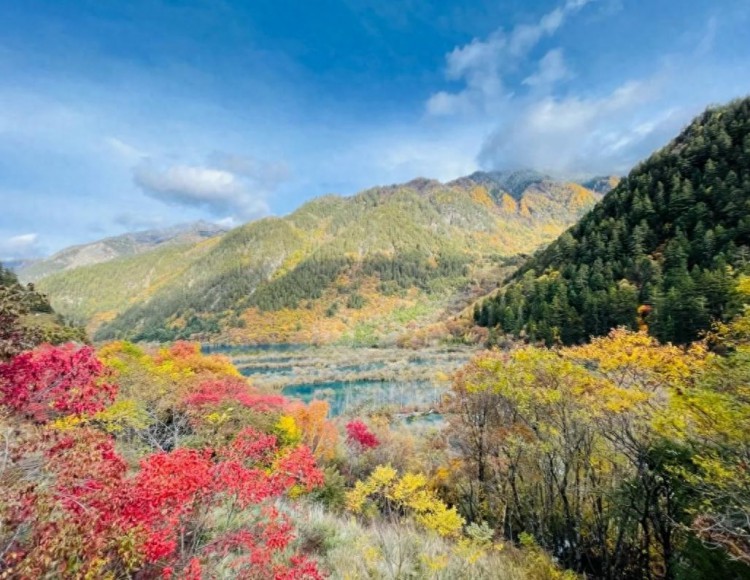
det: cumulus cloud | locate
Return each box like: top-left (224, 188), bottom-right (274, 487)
top-left (136, 164), bottom-right (241, 201)
top-left (0, 233), bottom-right (42, 261)
top-left (425, 0), bottom-right (729, 176)
top-left (132, 153), bottom-right (286, 221)
top-left (477, 79), bottom-right (685, 174)
top-left (426, 0), bottom-right (590, 116)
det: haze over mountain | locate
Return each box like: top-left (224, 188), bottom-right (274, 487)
top-left (34, 171), bottom-right (607, 344)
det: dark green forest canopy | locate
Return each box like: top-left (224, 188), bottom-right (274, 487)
top-left (476, 97), bottom-right (750, 345)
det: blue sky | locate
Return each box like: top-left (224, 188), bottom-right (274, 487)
top-left (1, 0), bottom-right (749, 259)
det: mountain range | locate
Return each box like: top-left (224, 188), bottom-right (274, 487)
top-left (26, 171), bottom-right (612, 344)
top-left (18, 221), bottom-right (227, 282)
top-left (11, 98), bottom-right (750, 349)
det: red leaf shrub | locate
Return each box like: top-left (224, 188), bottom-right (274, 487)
top-left (221, 426), bottom-right (279, 463)
top-left (1, 343), bottom-right (326, 579)
top-left (2, 427), bottom-right (134, 578)
top-left (120, 433), bottom-right (325, 573)
top-left (162, 340), bottom-right (200, 359)
top-left (0, 344), bottom-right (117, 423)
top-left (183, 377), bottom-right (287, 412)
top-left (3, 421), bottom-right (325, 578)
top-left (273, 445), bottom-right (326, 492)
top-left (345, 419), bottom-right (380, 449)
top-left (122, 448), bottom-right (216, 561)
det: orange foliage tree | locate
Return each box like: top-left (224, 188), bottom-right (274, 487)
top-left (286, 399), bottom-right (338, 460)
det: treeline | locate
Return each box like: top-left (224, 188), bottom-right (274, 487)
top-left (250, 255), bottom-right (352, 311)
top-left (476, 98), bottom-right (750, 345)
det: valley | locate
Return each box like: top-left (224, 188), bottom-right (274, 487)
top-left (3, 91), bottom-right (750, 579)
top-left (23, 170), bottom-right (610, 346)
top-left (3, 2), bottom-right (750, 577)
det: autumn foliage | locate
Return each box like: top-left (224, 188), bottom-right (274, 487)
top-left (345, 419), bottom-right (380, 449)
top-left (0, 342), bottom-right (325, 578)
top-left (183, 377), bottom-right (287, 411)
top-left (447, 325), bottom-right (750, 577)
top-left (7, 316), bottom-right (750, 578)
top-left (0, 343), bottom-right (116, 422)
top-left (346, 464), bottom-right (464, 537)
top-left (286, 399), bottom-right (338, 460)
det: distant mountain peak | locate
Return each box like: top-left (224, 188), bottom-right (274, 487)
top-left (36, 169), bottom-right (601, 344)
top-left (578, 175), bottom-right (621, 195)
top-left (450, 169), bottom-right (553, 199)
top-left (18, 220), bottom-right (228, 283)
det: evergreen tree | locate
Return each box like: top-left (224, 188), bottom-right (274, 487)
top-left (476, 98), bottom-right (750, 345)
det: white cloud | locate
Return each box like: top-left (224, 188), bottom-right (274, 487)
top-left (131, 151), bottom-right (294, 221)
top-left (425, 0), bottom-right (740, 177)
top-left (523, 49), bottom-right (570, 88)
top-left (696, 16), bottom-right (718, 56)
top-left (215, 216), bottom-right (239, 229)
top-left (508, 0), bottom-right (590, 56)
top-left (426, 0), bottom-right (592, 116)
top-left (0, 233), bottom-right (42, 261)
top-left (7, 233), bottom-right (37, 246)
top-left (134, 162), bottom-right (270, 220)
top-left (136, 164), bottom-right (241, 200)
top-left (105, 137), bottom-right (147, 163)
top-left (425, 29), bottom-right (507, 116)
top-left (477, 79), bottom-right (684, 174)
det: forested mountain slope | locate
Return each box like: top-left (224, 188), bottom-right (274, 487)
top-left (18, 221), bottom-right (226, 282)
top-left (475, 97), bottom-right (750, 345)
top-left (35, 237), bottom-right (221, 330)
top-left (37, 172), bottom-right (604, 344)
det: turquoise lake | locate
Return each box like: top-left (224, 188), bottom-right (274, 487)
top-left (282, 379), bottom-right (443, 416)
top-left (207, 344), bottom-right (475, 418)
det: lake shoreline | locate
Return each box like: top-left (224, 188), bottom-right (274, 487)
top-left (209, 343), bottom-right (478, 417)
